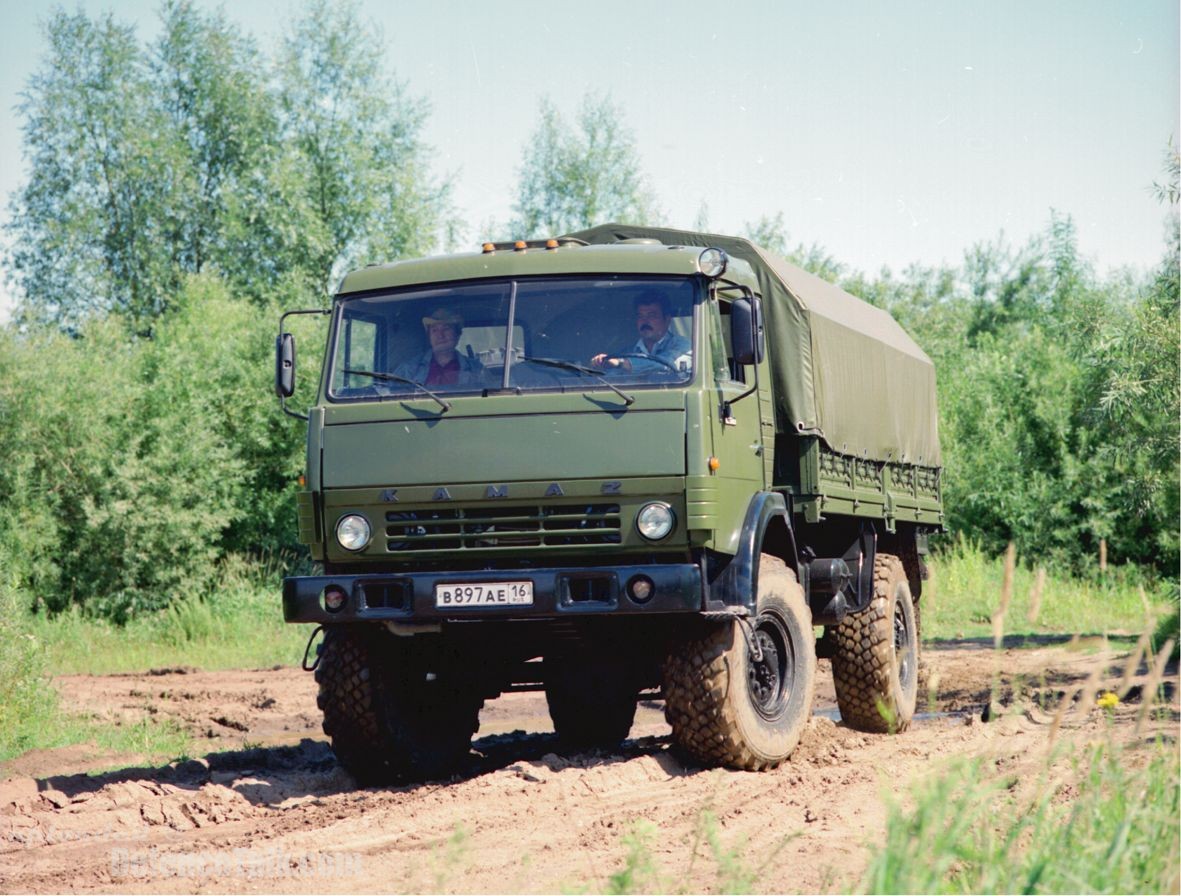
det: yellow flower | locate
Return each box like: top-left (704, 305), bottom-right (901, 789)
top-left (1096, 692), bottom-right (1119, 710)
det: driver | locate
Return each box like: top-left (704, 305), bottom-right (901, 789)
top-left (393, 307), bottom-right (484, 386)
top-left (590, 292), bottom-right (691, 374)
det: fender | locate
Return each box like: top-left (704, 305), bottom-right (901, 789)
top-left (707, 491), bottom-right (800, 610)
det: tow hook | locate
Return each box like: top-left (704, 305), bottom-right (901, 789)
top-left (301, 625), bottom-right (325, 672)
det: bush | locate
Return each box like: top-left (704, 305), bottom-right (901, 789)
top-left (0, 585), bottom-right (57, 761)
top-left (0, 274), bottom-right (313, 621)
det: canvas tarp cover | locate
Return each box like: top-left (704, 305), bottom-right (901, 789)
top-left (564, 224), bottom-right (942, 467)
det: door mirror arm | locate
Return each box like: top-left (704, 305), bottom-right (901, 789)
top-left (276, 308), bottom-right (331, 421)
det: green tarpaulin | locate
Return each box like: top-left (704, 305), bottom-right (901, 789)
top-left (565, 224), bottom-right (942, 468)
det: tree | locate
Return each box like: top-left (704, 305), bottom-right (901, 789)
top-left (152, 0), bottom-right (274, 281)
top-left (6, 1), bottom-right (454, 331)
top-left (6, 10), bottom-right (189, 331)
top-left (742, 212), bottom-right (845, 283)
top-left (512, 94), bottom-right (658, 238)
top-left (274, 0), bottom-right (453, 290)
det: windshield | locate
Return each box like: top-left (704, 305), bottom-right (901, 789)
top-left (327, 277), bottom-right (697, 401)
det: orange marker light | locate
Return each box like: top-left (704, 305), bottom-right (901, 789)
top-left (482, 242), bottom-right (495, 253)
top-left (708, 457), bottom-right (720, 472)
top-left (298, 474), bottom-right (307, 487)
top-left (545, 239), bottom-right (559, 249)
top-left (514, 240), bottom-right (527, 251)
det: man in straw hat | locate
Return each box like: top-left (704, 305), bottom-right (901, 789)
top-left (393, 307), bottom-right (485, 387)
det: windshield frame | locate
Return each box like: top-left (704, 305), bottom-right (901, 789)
top-left (323, 274), bottom-right (703, 404)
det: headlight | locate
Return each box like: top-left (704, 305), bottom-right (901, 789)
top-left (698, 247), bottom-right (728, 278)
top-left (636, 502), bottom-right (675, 541)
top-left (336, 513), bottom-right (372, 551)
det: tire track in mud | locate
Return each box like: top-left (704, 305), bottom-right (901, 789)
top-left (1, 643), bottom-right (1176, 893)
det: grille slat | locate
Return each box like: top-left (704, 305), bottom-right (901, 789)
top-left (385, 503), bottom-right (621, 552)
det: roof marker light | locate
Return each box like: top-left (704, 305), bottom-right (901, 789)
top-left (482, 242), bottom-right (495, 253)
top-left (545, 239), bottom-right (559, 249)
top-left (514, 240), bottom-right (527, 251)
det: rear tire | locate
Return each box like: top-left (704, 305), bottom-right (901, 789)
top-left (544, 651), bottom-right (639, 748)
top-left (663, 554), bottom-right (816, 770)
top-left (315, 626), bottom-right (484, 784)
top-left (831, 554), bottom-right (919, 732)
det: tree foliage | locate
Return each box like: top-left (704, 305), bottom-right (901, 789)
top-left (511, 94), bottom-right (658, 238)
top-left (742, 212), bottom-right (846, 283)
top-left (5, 0), bottom-right (452, 331)
top-left (0, 1), bottom-right (1176, 619)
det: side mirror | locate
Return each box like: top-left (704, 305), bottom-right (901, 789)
top-left (275, 332), bottom-right (295, 398)
top-left (730, 297), bottom-right (765, 366)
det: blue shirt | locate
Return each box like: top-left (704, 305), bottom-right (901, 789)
top-left (624, 329), bottom-right (692, 374)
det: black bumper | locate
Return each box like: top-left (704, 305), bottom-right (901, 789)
top-left (283, 563), bottom-right (704, 624)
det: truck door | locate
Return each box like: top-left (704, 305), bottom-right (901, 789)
top-left (706, 298), bottom-right (766, 493)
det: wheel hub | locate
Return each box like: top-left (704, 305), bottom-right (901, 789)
top-left (893, 597), bottom-right (915, 690)
top-left (747, 615), bottom-right (793, 720)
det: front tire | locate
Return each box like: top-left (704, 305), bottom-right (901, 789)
top-left (663, 555), bottom-right (816, 770)
top-left (831, 554), bottom-right (919, 732)
top-left (315, 627), bottom-right (484, 784)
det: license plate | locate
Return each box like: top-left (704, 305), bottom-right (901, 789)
top-left (434, 581), bottom-right (534, 608)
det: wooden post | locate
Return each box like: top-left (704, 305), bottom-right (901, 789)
top-left (1027, 567), bottom-right (1046, 624)
top-left (993, 542), bottom-right (1016, 649)
top-left (1099, 538), bottom-right (1107, 574)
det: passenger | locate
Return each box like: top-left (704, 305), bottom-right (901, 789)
top-left (590, 292), bottom-right (691, 374)
top-left (393, 308), bottom-right (484, 386)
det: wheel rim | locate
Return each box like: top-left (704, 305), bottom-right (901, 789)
top-left (747, 612), bottom-right (793, 720)
top-left (893, 591), bottom-right (916, 693)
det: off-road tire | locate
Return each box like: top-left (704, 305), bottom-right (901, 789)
top-left (663, 554), bottom-right (816, 770)
top-left (831, 554), bottom-right (919, 732)
top-left (544, 652), bottom-right (639, 748)
top-left (315, 626), bottom-right (484, 784)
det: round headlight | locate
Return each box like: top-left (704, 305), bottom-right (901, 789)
top-left (636, 502), bottom-right (675, 541)
top-left (336, 513), bottom-right (372, 551)
top-left (698, 247), bottom-right (728, 278)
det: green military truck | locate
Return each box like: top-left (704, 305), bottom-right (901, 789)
top-left (275, 224), bottom-right (943, 783)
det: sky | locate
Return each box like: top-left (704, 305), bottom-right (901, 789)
top-left (0, 0), bottom-right (1177, 322)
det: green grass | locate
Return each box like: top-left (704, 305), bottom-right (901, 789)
top-left (924, 536), bottom-right (1173, 642)
top-left (0, 554), bottom-right (308, 763)
top-left (860, 736), bottom-right (1180, 894)
top-left (28, 555), bottom-right (309, 676)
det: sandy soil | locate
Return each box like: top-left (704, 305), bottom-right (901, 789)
top-left (1, 637), bottom-right (1176, 894)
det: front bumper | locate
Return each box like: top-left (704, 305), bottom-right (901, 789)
top-left (283, 563), bottom-right (703, 624)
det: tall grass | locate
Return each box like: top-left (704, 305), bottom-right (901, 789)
top-left (925, 536), bottom-right (1172, 641)
top-left (860, 736), bottom-right (1180, 894)
top-left (28, 553), bottom-right (309, 676)
top-left (865, 542), bottom-right (1180, 894)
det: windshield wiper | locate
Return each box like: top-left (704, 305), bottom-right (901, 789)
top-left (342, 368), bottom-right (451, 412)
top-left (518, 356), bottom-right (635, 406)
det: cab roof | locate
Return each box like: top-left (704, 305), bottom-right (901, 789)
top-left (335, 240), bottom-right (757, 296)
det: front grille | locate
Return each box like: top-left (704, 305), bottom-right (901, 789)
top-left (385, 503), bottom-right (621, 553)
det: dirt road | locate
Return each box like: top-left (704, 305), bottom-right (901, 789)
top-left (1, 639), bottom-right (1176, 894)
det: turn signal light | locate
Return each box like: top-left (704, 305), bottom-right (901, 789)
top-left (708, 456), bottom-right (720, 471)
